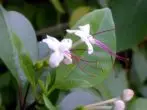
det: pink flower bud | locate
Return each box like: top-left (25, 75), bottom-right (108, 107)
top-left (121, 89), bottom-right (134, 102)
top-left (114, 100), bottom-right (125, 110)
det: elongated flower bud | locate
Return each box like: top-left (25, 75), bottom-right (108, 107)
top-left (121, 89), bottom-right (134, 102)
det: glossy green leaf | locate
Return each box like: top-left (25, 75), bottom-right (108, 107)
top-left (7, 10), bottom-right (38, 63)
top-left (50, 0), bottom-right (64, 13)
top-left (129, 98), bottom-right (147, 110)
top-left (0, 5), bottom-right (37, 87)
top-left (109, 0), bottom-right (147, 51)
top-left (43, 94), bottom-right (56, 110)
top-left (56, 8), bottom-right (116, 89)
top-left (12, 34), bottom-right (36, 89)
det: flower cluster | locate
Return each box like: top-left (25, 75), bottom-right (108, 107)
top-left (84, 89), bottom-right (134, 110)
top-left (42, 24), bottom-right (126, 68)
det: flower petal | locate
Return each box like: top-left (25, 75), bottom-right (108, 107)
top-left (79, 24), bottom-right (90, 34)
top-left (66, 29), bottom-right (77, 33)
top-left (60, 39), bottom-right (72, 50)
top-left (95, 39), bottom-right (126, 61)
top-left (49, 52), bottom-right (64, 68)
top-left (66, 29), bottom-right (89, 41)
top-left (85, 40), bottom-right (93, 54)
top-left (42, 35), bottom-right (60, 51)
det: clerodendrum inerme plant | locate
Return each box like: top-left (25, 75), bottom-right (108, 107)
top-left (42, 24), bottom-right (127, 69)
top-left (41, 24), bottom-right (133, 110)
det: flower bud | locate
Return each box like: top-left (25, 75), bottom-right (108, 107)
top-left (114, 100), bottom-right (125, 110)
top-left (121, 89), bottom-right (134, 102)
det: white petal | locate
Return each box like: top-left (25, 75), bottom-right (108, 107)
top-left (60, 39), bottom-right (72, 50)
top-left (79, 24), bottom-right (90, 34)
top-left (85, 40), bottom-right (93, 54)
top-left (66, 29), bottom-right (77, 33)
top-left (49, 52), bottom-right (64, 68)
top-left (42, 35), bottom-right (60, 51)
top-left (67, 29), bottom-right (89, 41)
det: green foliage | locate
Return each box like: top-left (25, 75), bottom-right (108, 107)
top-left (109, 0), bottom-right (147, 51)
top-left (69, 6), bottom-right (90, 27)
top-left (56, 8), bottom-right (116, 89)
top-left (0, 0), bottom-right (147, 110)
top-left (129, 98), bottom-right (147, 110)
top-left (50, 0), bottom-right (65, 14)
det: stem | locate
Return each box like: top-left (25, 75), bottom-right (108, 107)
top-left (85, 98), bottom-right (118, 108)
top-left (86, 105), bottom-right (112, 110)
top-left (22, 83), bottom-right (30, 110)
top-left (18, 85), bottom-right (23, 110)
top-left (47, 85), bottom-right (55, 96)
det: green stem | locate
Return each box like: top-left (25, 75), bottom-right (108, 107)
top-left (47, 85), bottom-right (56, 96)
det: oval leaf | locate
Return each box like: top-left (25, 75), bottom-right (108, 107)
top-left (56, 8), bottom-right (116, 89)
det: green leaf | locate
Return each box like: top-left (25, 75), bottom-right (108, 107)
top-left (38, 80), bottom-right (46, 94)
top-left (131, 48), bottom-right (147, 84)
top-left (65, 0), bottom-right (86, 13)
top-left (69, 6), bottom-right (90, 27)
top-left (43, 94), bottom-right (56, 110)
top-left (59, 89), bottom-right (102, 110)
top-left (129, 98), bottom-right (147, 110)
top-left (97, 64), bottom-right (129, 99)
top-left (109, 0), bottom-right (147, 51)
top-left (7, 10), bottom-right (38, 63)
top-left (56, 8), bottom-right (116, 89)
top-left (55, 79), bottom-right (92, 89)
top-left (50, 0), bottom-right (65, 13)
top-left (12, 34), bottom-right (36, 89)
top-left (0, 5), bottom-right (37, 87)
top-left (0, 72), bottom-right (11, 88)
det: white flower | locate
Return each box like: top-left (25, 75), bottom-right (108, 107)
top-left (66, 24), bottom-right (94, 54)
top-left (42, 35), bottom-right (72, 68)
top-left (121, 89), bottom-right (134, 102)
top-left (113, 100), bottom-right (125, 110)
top-left (66, 24), bottom-right (127, 61)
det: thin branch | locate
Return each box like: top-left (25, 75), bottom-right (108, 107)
top-left (85, 98), bottom-right (118, 108)
top-left (36, 23), bottom-right (68, 36)
top-left (22, 83), bottom-right (30, 110)
top-left (18, 84), bottom-right (23, 110)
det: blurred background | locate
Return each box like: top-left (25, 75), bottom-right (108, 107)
top-left (1, 0), bottom-right (147, 110)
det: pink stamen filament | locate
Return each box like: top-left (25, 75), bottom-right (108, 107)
top-left (65, 51), bottom-right (105, 77)
top-left (94, 39), bottom-right (128, 61)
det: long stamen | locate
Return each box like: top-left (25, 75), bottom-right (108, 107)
top-left (94, 39), bottom-right (128, 61)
